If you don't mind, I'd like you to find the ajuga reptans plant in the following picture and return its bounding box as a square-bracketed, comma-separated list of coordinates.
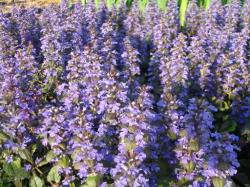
[0, 0, 249, 186]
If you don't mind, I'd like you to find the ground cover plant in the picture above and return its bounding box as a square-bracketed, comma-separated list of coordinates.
[0, 0, 249, 186]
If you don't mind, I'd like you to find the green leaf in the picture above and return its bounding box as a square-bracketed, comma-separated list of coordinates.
[73, 162, 83, 170]
[69, 183, 76, 187]
[197, 0, 203, 7]
[12, 158, 22, 169]
[156, 159, 171, 187]
[138, 0, 148, 12]
[218, 101, 230, 111]
[14, 180, 23, 187]
[31, 144, 37, 154]
[81, 0, 87, 5]
[57, 156, 70, 168]
[203, 0, 211, 10]
[157, 0, 168, 11]
[15, 168, 30, 180]
[212, 177, 225, 187]
[126, 0, 133, 7]
[179, 0, 189, 27]
[157, 178, 170, 187]
[167, 130, 177, 140]
[38, 150, 57, 167]
[0, 131, 9, 141]
[3, 162, 14, 176]
[176, 178, 190, 186]
[106, 0, 115, 9]
[46, 151, 57, 161]
[18, 149, 33, 163]
[189, 139, 199, 151]
[94, 0, 101, 7]
[80, 174, 99, 187]
[221, 119, 237, 132]
[71, 148, 82, 161]
[242, 122, 250, 135]
[222, 115, 229, 121]
[30, 174, 45, 187]
[197, 0, 211, 9]
[3, 159, 29, 180]
[222, 0, 230, 5]
[47, 166, 61, 183]
[68, 0, 73, 8]
[115, 0, 121, 8]
[179, 130, 187, 137]
[183, 161, 195, 173]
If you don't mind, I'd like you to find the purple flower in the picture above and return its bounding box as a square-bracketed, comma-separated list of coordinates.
[24, 164, 32, 171]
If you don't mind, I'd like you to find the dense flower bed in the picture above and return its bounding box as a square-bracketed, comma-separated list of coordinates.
[0, 0, 249, 186]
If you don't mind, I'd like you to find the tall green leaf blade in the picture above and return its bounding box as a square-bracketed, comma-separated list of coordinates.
[115, 0, 121, 8]
[197, 0, 204, 7]
[222, 0, 231, 4]
[106, 0, 115, 9]
[204, 0, 211, 10]
[156, 159, 171, 187]
[81, 0, 87, 5]
[179, 0, 189, 27]
[157, 0, 168, 11]
[68, 0, 73, 8]
[69, 183, 76, 187]
[95, 0, 101, 7]
[126, 0, 133, 7]
[138, 0, 148, 12]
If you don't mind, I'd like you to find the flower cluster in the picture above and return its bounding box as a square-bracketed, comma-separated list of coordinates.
[0, 0, 249, 186]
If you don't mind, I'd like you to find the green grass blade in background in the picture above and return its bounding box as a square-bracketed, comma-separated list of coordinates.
[197, 0, 203, 7]
[126, 0, 133, 7]
[196, 0, 211, 10]
[95, 0, 101, 7]
[114, 0, 121, 8]
[179, 0, 189, 27]
[157, 0, 168, 11]
[204, 0, 211, 10]
[138, 0, 148, 12]
[222, 0, 231, 4]
[81, 0, 87, 5]
[158, 0, 168, 11]
[106, 0, 115, 9]
[68, 0, 73, 7]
